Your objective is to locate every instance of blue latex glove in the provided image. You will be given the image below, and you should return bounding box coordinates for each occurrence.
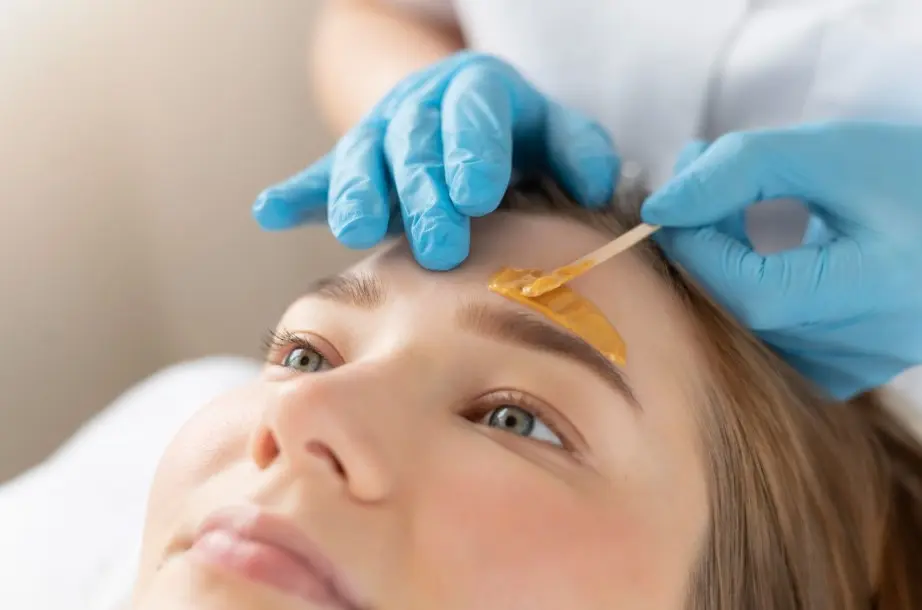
[642,121,922,399]
[252,51,619,270]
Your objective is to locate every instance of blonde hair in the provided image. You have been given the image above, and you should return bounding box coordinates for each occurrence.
[499,178,922,610]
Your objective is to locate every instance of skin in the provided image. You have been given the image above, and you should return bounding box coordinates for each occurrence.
[311,0,463,135]
[131,212,709,610]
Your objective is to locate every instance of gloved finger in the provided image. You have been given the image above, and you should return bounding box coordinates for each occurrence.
[252,153,332,230]
[642,131,796,227]
[715,213,751,248]
[441,55,617,212]
[384,101,470,271]
[543,101,619,207]
[667,139,752,248]
[441,62,514,216]
[450,54,618,208]
[672,139,709,174]
[327,121,392,249]
[656,226,874,329]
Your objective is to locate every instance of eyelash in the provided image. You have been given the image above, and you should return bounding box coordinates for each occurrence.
[262,329,327,365]
[465,390,576,454]
[261,329,576,453]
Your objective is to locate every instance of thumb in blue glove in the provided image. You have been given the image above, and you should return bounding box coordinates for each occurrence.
[641,121,922,399]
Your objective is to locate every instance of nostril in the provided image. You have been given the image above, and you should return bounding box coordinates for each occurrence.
[251,428,281,470]
[304,440,346,478]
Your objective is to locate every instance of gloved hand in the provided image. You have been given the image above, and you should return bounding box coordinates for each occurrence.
[252,51,619,270]
[642,121,922,399]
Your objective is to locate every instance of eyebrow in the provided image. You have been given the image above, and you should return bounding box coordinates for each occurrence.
[457,302,639,407]
[307,272,386,309]
[304,272,638,407]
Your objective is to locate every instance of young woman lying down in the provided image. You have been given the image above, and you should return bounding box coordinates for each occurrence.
[8,179,922,610]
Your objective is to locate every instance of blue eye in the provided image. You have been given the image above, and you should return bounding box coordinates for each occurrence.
[483,405,564,447]
[282,346,332,373]
[264,329,337,373]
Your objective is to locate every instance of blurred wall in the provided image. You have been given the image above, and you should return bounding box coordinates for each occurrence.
[0,0,362,481]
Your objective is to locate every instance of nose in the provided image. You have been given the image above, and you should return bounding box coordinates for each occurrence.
[249,367,413,502]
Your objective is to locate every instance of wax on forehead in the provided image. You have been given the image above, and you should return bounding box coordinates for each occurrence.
[488,267,626,365]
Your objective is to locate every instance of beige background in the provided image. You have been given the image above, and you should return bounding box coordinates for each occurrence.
[0,0,362,481]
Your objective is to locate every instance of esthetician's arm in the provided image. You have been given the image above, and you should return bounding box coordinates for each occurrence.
[311,0,464,135]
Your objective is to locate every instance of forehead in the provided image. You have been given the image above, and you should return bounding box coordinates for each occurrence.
[350,212,704,390]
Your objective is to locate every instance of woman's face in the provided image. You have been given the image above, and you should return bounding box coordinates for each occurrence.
[132,212,709,610]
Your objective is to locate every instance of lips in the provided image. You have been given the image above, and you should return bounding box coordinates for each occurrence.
[188,505,364,609]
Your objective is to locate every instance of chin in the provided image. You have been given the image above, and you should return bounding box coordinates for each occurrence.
[132,552,304,610]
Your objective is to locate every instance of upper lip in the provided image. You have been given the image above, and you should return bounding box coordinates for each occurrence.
[192,504,365,609]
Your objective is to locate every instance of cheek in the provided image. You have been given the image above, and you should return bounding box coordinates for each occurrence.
[410,434,657,610]
[137,384,264,580]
